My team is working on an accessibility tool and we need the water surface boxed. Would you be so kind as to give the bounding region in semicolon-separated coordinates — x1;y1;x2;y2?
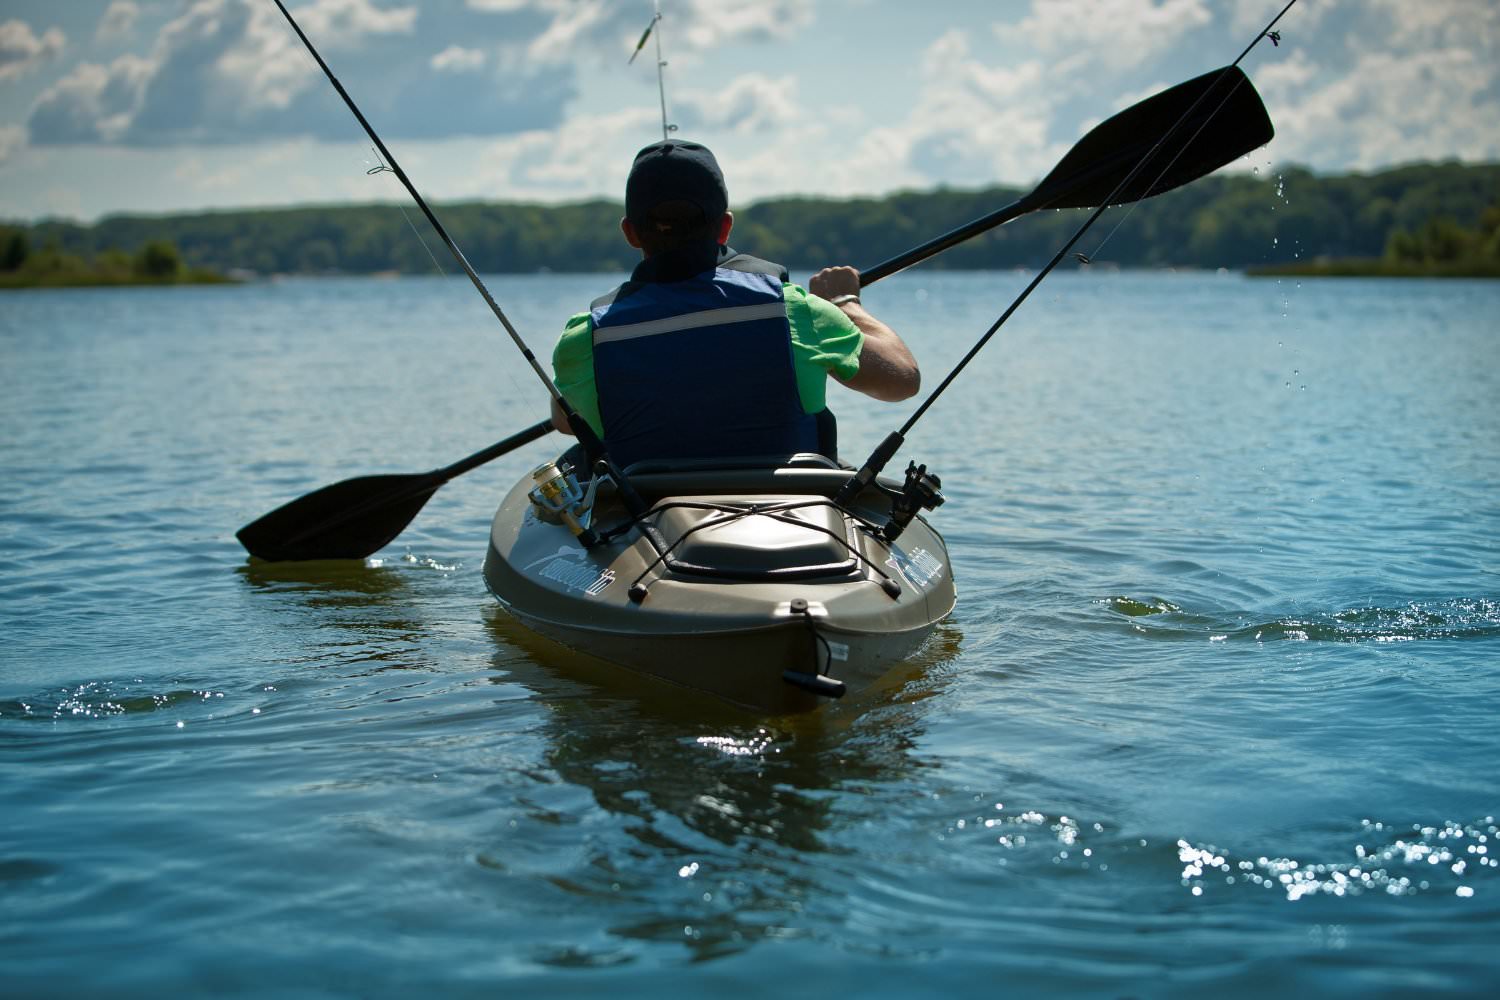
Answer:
2;272;1497;996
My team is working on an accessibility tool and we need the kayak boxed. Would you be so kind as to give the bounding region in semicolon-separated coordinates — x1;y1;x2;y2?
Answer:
482;453;956;714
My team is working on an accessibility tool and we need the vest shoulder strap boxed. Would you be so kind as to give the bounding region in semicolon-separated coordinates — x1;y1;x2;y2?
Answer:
719;253;789;282
590;282;634;311
589;252;788;311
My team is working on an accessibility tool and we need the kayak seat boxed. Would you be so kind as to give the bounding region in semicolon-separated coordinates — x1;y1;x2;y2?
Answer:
622;452;839;476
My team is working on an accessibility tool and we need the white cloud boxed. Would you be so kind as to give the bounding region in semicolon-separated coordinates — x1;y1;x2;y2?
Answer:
831;30;1063;193
472;105;662;199
1261;46;1500;169
96;2;141;44
674;0;812;50
0;18;66;81
675;73;800;134
1230;0;1333;35
26;0;565;147
430;45;488;73
1380;0;1498;49
1013;0;1212;72
467;0;811;64
307;0;417;40
525;1;612;63
29;56;154;144
0;124;27;165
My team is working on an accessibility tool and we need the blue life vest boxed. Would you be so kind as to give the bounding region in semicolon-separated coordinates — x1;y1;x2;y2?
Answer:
590;252;817;469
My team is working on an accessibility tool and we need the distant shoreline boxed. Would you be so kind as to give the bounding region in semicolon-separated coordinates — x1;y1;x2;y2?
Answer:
0;271;236;290
8;161;1496;280
8;265;1500;289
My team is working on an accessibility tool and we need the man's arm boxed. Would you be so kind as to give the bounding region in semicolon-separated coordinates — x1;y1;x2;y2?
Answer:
808;266;920;402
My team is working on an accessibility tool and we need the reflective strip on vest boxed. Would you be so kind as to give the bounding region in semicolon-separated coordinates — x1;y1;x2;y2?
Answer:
593;301;788;345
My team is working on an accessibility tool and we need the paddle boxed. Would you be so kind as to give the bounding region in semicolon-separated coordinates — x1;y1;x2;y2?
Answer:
236;418;553;562
859;65;1273;285
239;64;1270;563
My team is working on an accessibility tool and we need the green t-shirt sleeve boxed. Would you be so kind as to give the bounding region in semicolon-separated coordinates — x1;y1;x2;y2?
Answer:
552;311;604;437
783;282;863;413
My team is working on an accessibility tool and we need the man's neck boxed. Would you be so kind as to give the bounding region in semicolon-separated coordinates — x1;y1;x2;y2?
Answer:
631;240;729;283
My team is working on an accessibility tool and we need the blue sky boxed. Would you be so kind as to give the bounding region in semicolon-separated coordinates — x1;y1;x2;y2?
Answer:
1;0;1497;222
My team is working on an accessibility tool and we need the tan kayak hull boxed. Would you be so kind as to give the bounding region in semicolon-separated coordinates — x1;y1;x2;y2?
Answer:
483;464;956;714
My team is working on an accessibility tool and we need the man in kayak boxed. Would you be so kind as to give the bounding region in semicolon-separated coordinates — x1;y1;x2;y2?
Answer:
549;138;919;469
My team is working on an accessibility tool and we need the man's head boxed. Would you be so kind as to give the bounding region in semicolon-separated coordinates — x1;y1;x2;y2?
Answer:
622;139;731;255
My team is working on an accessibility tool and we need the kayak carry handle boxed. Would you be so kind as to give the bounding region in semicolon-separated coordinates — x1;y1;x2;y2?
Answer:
781;669;847;699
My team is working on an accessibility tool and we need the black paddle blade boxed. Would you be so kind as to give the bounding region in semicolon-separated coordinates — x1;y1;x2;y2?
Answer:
236;472;444;562
1027;65;1273;211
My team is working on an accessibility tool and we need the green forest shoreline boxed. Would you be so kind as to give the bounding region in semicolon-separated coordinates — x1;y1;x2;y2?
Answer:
5;161;1497;284
0;231;232;289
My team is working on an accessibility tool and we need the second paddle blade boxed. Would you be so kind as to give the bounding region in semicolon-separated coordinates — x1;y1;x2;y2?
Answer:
236;472;443;562
1028;65;1274;211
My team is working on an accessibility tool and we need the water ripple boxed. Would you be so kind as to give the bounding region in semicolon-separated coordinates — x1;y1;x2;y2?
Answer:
1100;596;1500;643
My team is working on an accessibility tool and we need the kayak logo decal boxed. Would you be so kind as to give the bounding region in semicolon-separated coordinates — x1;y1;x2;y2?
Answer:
524;545;615;596
887;547;945;589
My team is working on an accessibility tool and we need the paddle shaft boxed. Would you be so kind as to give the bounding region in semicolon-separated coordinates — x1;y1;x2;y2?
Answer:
860;199;1027;287
436;419;555;482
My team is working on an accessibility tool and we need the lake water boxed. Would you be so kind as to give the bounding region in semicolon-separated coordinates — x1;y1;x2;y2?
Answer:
2;270;1497;997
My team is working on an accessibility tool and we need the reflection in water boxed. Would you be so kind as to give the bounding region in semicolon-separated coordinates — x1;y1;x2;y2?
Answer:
236;557;435;671
237;557;413;602
484;607;962;964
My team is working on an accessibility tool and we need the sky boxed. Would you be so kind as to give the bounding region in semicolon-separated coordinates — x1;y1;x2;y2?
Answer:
1;0;1497;223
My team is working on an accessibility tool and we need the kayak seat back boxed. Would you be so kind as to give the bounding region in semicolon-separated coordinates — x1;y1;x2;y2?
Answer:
621;452;840;476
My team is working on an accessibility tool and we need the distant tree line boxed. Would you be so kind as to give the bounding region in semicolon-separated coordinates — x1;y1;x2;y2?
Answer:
7;161;1498;279
0;226;230;288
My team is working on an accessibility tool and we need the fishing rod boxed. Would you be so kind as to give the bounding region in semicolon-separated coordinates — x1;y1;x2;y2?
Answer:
835;0;1299;512
629;1;677;141
268;0;642;540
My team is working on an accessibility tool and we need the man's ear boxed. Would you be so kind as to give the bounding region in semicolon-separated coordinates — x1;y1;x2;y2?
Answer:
621;216;643;249
716;211;734;244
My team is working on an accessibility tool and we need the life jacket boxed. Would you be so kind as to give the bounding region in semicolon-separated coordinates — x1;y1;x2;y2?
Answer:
590;252;818;469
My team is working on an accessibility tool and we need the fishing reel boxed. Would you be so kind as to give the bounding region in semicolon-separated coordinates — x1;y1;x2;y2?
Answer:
528;460;601;548
878;461;945;543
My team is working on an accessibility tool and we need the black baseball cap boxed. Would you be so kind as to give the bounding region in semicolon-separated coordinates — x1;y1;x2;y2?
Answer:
625;140;728;224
